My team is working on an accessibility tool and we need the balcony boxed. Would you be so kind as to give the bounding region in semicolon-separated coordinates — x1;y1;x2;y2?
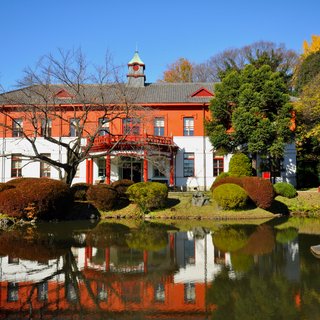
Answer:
88;134;178;153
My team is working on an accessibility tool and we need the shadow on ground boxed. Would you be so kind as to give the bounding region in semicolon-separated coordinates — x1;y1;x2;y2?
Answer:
166;198;181;208
268;199;290;215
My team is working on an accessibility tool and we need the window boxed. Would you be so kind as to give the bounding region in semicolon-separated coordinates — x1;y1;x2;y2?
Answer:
8;256;19;264
11;154;22;178
123;118;140;135
7;283;19;302
41;119;52;137
12;118;23;137
98;158;106;177
97;283;108;301
40;154;51;178
183;153;194;177
99;117;109;136
153;167;165;177
66;283;77;302
183;117;194;136
184;283;195;303
154;283;165;302
154;117;165;136
213;157;224;176
37;282;48;301
70;118;80;137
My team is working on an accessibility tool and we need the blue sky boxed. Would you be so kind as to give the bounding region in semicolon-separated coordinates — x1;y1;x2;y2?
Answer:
0;0;319;90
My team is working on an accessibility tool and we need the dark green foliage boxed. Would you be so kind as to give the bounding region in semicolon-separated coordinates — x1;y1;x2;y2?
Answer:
229;153;252;176
126;182;168;213
212;183;248;210
111;179;134;198
0;178;72;220
295;51;320;93
87;184;118;211
274;182;297;198
70;183;90;200
207;64;293;162
242;177;274;209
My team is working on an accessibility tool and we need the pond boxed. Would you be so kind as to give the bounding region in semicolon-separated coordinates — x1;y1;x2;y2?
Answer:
0;218;320;319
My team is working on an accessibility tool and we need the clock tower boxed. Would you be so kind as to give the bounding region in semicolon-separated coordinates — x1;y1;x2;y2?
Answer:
127;51;146;87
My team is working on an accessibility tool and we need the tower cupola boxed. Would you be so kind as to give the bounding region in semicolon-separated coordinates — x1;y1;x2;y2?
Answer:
127;51;146;87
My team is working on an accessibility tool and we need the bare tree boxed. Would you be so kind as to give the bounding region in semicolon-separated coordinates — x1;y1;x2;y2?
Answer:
193;41;298;83
0;49;149;185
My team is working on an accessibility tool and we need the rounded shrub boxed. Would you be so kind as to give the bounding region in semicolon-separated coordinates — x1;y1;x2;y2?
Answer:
70;183;90;200
229;153;252;177
111;179;134;198
212;183;248;210
0;183;14;193
0;178;72;220
210;176;243;192
242;177;274;209
87;184;118;211
273;182;297;198
126;182;168;213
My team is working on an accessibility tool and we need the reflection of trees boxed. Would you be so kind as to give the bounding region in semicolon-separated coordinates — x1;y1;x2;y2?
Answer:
212;226;251;252
207;267;300;320
86;222;131;247
126;222;175;251
276;227;298;244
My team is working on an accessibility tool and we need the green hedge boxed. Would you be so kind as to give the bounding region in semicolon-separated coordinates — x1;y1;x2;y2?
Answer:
229;153;252;177
274;182;297;198
212;183;248;210
126;182;168;213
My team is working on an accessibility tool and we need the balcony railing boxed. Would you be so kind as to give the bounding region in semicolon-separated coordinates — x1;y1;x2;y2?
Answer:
89;134;177;152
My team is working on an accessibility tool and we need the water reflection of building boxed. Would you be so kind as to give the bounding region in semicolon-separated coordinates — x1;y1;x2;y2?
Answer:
0;229;302;318
0;230;219;318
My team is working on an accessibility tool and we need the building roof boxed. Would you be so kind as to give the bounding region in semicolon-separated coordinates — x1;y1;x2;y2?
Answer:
128;51;145;65
0;82;216;106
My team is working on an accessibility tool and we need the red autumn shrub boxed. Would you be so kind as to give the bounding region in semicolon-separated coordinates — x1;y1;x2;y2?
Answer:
0;183;14;192
87;184;118;211
210;176;244;192
111;179;134;198
242;177;274;209
0;178;72;220
210;176;274;209
70;183;90;200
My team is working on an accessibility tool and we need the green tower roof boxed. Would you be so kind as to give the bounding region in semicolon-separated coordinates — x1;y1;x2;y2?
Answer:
128;51;144;65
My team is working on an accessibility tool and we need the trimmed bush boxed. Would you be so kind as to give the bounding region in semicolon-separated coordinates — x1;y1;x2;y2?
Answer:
211;176;274;209
229;153;252;177
274;182;297;198
111;179;134;198
126;182;168;213
0;178;72;220
87;184;118;211
212;183;248;210
0;183;14;192
70;183;90;200
242;177;274;209
210;176;243;192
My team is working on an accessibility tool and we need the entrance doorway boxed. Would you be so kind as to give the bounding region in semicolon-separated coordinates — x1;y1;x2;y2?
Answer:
120;157;142;182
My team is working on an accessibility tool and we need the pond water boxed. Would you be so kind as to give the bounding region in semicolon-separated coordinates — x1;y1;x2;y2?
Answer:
0;218;320;319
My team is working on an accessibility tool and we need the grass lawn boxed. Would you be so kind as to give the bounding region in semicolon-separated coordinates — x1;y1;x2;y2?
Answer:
101;191;278;220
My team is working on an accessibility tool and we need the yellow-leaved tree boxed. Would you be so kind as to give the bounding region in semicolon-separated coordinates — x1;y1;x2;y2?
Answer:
303;35;320;58
161;58;193;82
